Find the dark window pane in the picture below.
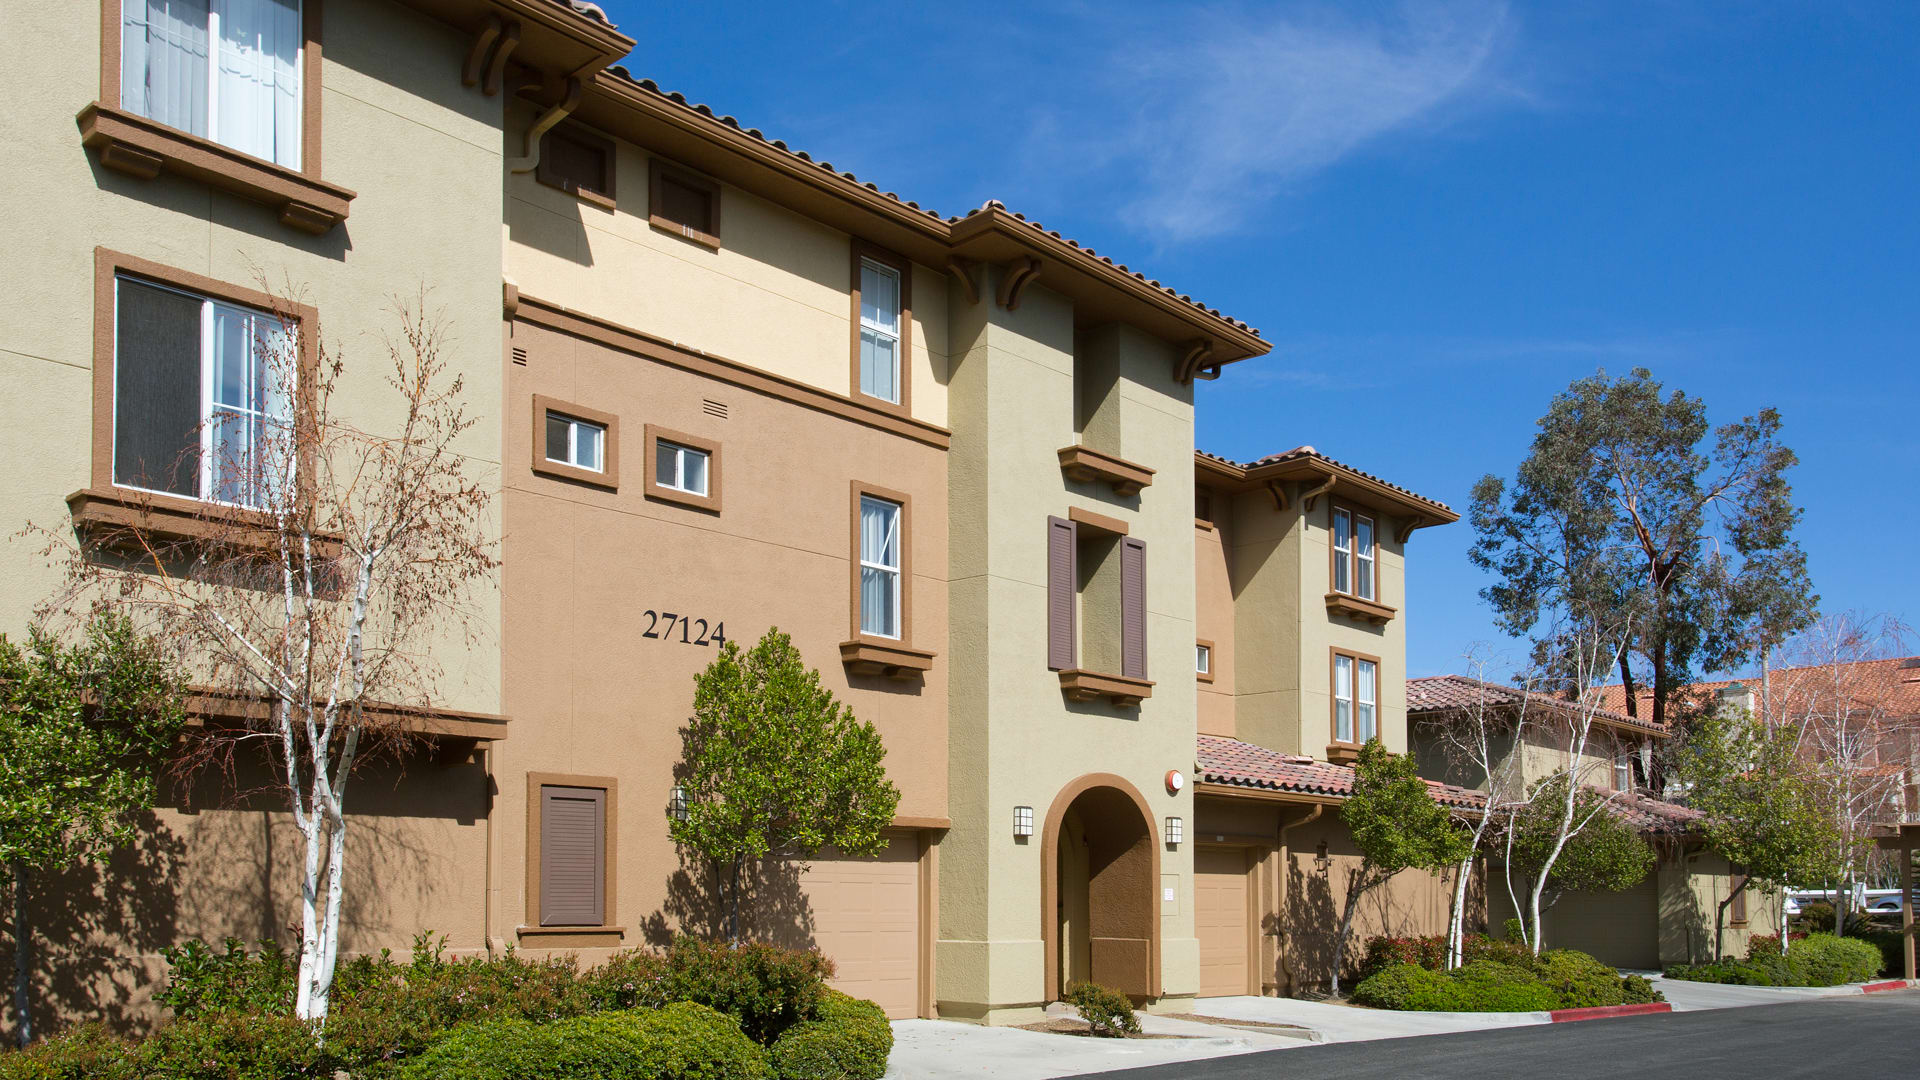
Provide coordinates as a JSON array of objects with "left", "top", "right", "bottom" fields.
[
  {"left": 114, "top": 278, "right": 202, "bottom": 496},
  {"left": 546, "top": 131, "right": 608, "bottom": 196},
  {"left": 545, "top": 413, "right": 571, "bottom": 463},
  {"left": 661, "top": 176, "right": 712, "bottom": 234}
]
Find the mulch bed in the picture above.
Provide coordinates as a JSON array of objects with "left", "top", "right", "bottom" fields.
[{"left": 1015, "top": 1018, "right": 1191, "bottom": 1040}]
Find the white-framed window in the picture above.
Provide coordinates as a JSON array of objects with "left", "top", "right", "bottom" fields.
[
  {"left": 1614, "top": 750, "right": 1634, "bottom": 791},
  {"left": 1196, "top": 643, "right": 1211, "bottom": 675},
  {"left": 858, "top": 495, "right": 902, "bottom": 638},
  {"left": 858, "top": 258, "right": 901, "bottom": 404},
  {"left": 545, "top": 412, "right": 604, "bottom": 472},
  {"left": 654, "top": 439, "right": 709, "bottom": 496},
  {"left": 113, "top": 274, "right": 292, "bottom": 509},
  {"left": 120, "top": 0, "right": 305, "bottom": 169},
  {"left": 1332, "top": 506, "right": 1377, "bottom": 600},
  {"left": 1333, "top": 652, "right": 1378, "bottom": 744}
]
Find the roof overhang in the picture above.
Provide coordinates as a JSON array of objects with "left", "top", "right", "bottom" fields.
[
  {"left": 1196, "top": 452, "right": 1458, "bottom": 535},
  {"left": 397, "top": 0, "right": 634, "bottom": 80}
]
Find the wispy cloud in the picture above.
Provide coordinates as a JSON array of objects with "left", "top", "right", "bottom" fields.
[{"left": 1023, "top": 1, "right": 1520, "bottom": 242}]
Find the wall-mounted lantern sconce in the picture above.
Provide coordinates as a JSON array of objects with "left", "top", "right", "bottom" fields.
[
  {"left": 1014, "top": 805, "right": 1034, "bottom": 838},
  {"left": 1165, "top": 816, "right": 1184, "bottom": 846},
  {"left": 1314, "top": 839, "right": 1331, "bottom": 873},
  {"left": 668, "top": 785, "right": 689, "bottom": 824}
]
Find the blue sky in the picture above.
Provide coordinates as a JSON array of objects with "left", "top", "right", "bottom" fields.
[{"left": 600, "top": 0, "right": 1919, "bottom": 680}]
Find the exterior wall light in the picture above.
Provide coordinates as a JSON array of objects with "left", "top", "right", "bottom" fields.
[
  {"left": 1165, "top": 816, "right": 1184, "bottom": 846},
  {"left": 1315, "top": 839, "right": 1331, "bottom": 873},
  {"left": 668, "top": 784, "right": 689, "bottom": 823},
  {"left": 1014, "top": 805, "right": 1034, "bottom": 838}
]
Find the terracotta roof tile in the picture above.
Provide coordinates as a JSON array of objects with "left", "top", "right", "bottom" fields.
[
  {"left": 1596, "top": 787, "right": 1705, "bottom": 836},
  {"left": 1408, "top": 674, "right": 1665, "bottom": 736},
  {"left": 1195, "top": 446, "right": 1453, "bottom": 517},
  {"left": 1196, "top": 734, "right": 1484, "bottom": 810},
  {"left": 1597, "top": 656, "right": 1920, "bottom": 721}
]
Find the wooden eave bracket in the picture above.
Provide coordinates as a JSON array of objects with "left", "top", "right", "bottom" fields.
[
  {"left": 1058, "top": 445, "right": 1155, "bottom": 497},
  {"left": 839, "top": 639, "right": 935, "bottom": 680},
  {"left": 1175, "top": 340, "right": 1217, "bottom": 384},
  {"left": 77, "top": 103, "right": 353, "bottom": 235},
  {"left": 1264, "top": 478, "right": 1289, "bottom": 512},
  {"left": 1058, "top": 668, "right": 1154, "bottom": 708},
  {"left": 997, "top": 256, "right": 1041, "bottom": 310},
  {"left": 948, "top": 258, "right": 979, "bottom": 305},
  {"left": 1395, "top": 514, "right": 1428, "bottom": 543},
  {"left": 1324, "top": 591, "right": 1397, "bottom": 626}
]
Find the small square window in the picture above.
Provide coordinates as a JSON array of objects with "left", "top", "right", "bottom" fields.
[
  {"left": 537, "top": 125, "right": 616, "bottom": 207},
  {"left": 1196, "top": 643, "right": 1211, "bottom": 675},
  {"left": 655, "top": 440, "right": 710, "bottom": 496},
  {"left": 649, "top": 158, "right": 721, "bottom": 248},
  {"left": 546, "top": 412, "right": 605, "bottom": 472}
]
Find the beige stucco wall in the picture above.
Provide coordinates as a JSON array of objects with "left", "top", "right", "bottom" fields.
[
  {"left": 0, "top": 0, "right": 507, "bottom": 1029},
  {"left": 1195, "top": 519, "right": 1236, "bottom": 737},
  {"left": 938, "top": 267, "right": 1199, "bottom": 1022},
  {"left": 495, "top": 315, "right": 950, "bottom": 959},
  {"left": 502, "top": 104, "right": 948, "bottom": 431}
]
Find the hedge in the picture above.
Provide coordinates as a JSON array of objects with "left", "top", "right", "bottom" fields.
[
  {"left": 400, "top": 1003, "right": 770, "bottom": 1080},
  {"left": 1351, "top": 949, "right": 1663, "bottom": 1012},
  {"left": 1664, "top": 932, "right": 1883, "bottom": 987},
  {"left": 768, "top": 991, "right": 893, "bottom": 1080}
]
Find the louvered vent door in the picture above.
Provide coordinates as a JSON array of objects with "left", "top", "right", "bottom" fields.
[
  {"left": 1047, "top": 517, "right": 1077, "bottom": 670},
  {"left": 1120, "top": 537, "right": 1147, "bottom": 678},
  {"left": 540, "top": 785, "right": 605, "bottom": 926}
]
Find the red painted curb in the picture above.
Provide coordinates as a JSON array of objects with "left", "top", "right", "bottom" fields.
[
  {"left": 1549, "top": 1003, "right": 1673, "bottom": 1023},
  {"left": 1861, "top": 980, "right": 1910, "bottom": 994}
]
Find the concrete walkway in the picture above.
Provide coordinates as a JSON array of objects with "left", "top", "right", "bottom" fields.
[
  {"left": 1648, "top": 975, "right": 1899, "bottom": 1011},
  {"left": 884, "top": 1010, "right": 1309, "bottom": 1080},
  {"left": 1184, "top": 995, "right": 1551, "bottom": 1043}
]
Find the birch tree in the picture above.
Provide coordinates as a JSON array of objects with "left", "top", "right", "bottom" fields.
[{"left": 35, "top": 289, "right": 494, "bottom": 1024}]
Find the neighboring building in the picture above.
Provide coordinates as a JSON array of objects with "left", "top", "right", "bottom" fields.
[{"left": 1408, "top": 676, "right": 1780, "bottom": 968}]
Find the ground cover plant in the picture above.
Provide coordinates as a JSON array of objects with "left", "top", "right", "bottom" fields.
[
  {"left": 0, "top": 934, "right": 891, "bottom": 1080},
  {"left": 1059, "top": 982, "right": 1141, "bottom": 1037},
  {"left": 1351, "top": 938, "right": 1663, "bottom": 1013},
  {"left": 1663, "top": 932, "right": 1882, "bottom": 987}
]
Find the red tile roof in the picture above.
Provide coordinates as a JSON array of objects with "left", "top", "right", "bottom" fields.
[
  {"left": 1597, "top": 656, "right": 1920, "bottom": 722},
  {"left": 1195, "top": 446, "right": 1455, "bottom": 518},
  {"left": 1598, "top": 787, "right": 1705, "bottom": 836},
  {"left": 1196, "top": 734, "right": 1484, "bottom": 809},
  {"left": 1407, "top": 675, "right": 1666, "bottom": 736}
]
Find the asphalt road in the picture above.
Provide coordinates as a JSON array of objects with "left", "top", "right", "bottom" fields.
[{"left": 1087, "top": 992, "right": 1920, "bottom": 1080}]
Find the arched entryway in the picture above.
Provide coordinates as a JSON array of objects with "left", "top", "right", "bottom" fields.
[{"left": 1040, "top": 774, "right": 1161, "bottom": 1002}]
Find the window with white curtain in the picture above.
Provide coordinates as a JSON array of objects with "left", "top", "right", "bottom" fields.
[
  {"left": 1332, "top": 508, "right": 1352, "bottom": 593},
  {"left": 1355, "top": 657, "right": 1377, "bottom": 741},
  {"left": 114, "top": 275, "right": 293, "bottom": 508},
  {"left": 858, "top": 258, "right": 901, "bottom": 403},
  {"left": 1334, "top": 653, "right": 1353, "bottom": 743},
  {"left": 121, "top": 0, "right": 304, "bottom": 169},
  {"left": 1332, "top": 506, "right": 1378, "bottom": 601},
  {"left": 1332, "top": 651, "right": 1378, "bottom": 744},
  {"left": 859, "top": 495, "right": 902, "bottom": 638}
]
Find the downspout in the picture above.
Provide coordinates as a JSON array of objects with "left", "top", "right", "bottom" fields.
[
  {"left": 1276, "top": 804, "right": 1323, "bottom": 997},
  {"left": 481, "top": 744, "right": 495, "bottom": 957},
  {"left": 507, "top": 76, "right": 583, "bottom": 175}
]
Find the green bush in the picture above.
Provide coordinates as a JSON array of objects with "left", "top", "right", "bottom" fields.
[
  {"left": 769, "top": 990, "right": 892, "bottom": 1080},
  {"left": 1450, "top": 961, "right": 1560, "bottom": 1012},
  {"left": 128, "top": 1010, "right": 335, "bottom": 1080},
  {"left": 1846, "top": 929, "right": 1902, "bottom": 978},
  {"left": 401, "top": 1002, "right": 769, "bottom": 1080},
  {"left": 1354, "top": 933, "right": 1535, "bottom": 981},
  {"left": 646, "top": 939, "right": 833, "bottom": 1045},
  {"left": 1665, "top": 932, "right": 1883, "bottom": 987},
  {"left": 1349, "top": 964, "right": 1463, "bottom": 1011},
  {"left": 1352, "top": 950, "right": 1654, "bottom": 1012},
  {"left": 1060, "top": 982, "right": 1140, "bottom": 1036},
  {"left": 1792, "top": 933, "right": 1882, "bottom": 986},
  {"left": 1620, "top": 974, "right": 1662, "bottom": 1004},
  {"left": 1535, "top": 950, "right": 1628, "bottom": 1008},
  {"left": 0, "top": 1024, "right": 135, "bottom": 1080}
]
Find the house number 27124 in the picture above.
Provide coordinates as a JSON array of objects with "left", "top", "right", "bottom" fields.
[{"left": 641, "top": 610, "right": 726, "bottom": 647}]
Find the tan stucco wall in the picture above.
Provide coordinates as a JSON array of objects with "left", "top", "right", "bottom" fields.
[
  {"left": 0, "top": 0, "right": 508, "bottom": 1030},
  {"left": 502, "top": 105, "right": 948, "bottom": 431},
  {"left": 1195, "top": 519, "right": 1236, "bottom": 737},
  {"left": 937, "top": 268, "right": 1199, "bottom": 1023},
  {"left": 496, "top": 315, "right": 950, "bottom": 958}
]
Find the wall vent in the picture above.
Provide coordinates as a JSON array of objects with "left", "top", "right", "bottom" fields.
[
  {"left": 701, "top": 398, "right": 728, "bottom": 419},
  {"left": 511, "top": 346, "right": 529, "bottom": 366}
]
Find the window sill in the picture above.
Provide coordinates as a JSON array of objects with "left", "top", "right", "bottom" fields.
[
  {"left": 67, "top": 487, "right": 342, "bottom": 560},
  {"left": 1057, "top": 445, "right": 1155, "bottom": 497},
  {"left": 1325, "top": 742, "right": 1361, "bottom": 764},
  {"left": 1325, "top": 592, "right": 1396, "bottom": 625},
  {"left": 77, "top": 103, "right": 355, "bottom": 236},
  {"left": 532, "top": 459, "right": 618, "bottom": 491},
  {"left": 840, "top": 639, "right": 935, "bottom": 679},
  {"left": 650, "top": 214, "right": 721, "bottom": 249},
  {"left": 515, "top": 925, "right": 626, "bottom": 946},
  {"left": 1059, "top": 668, "right": 1154, "bottom": 707}
]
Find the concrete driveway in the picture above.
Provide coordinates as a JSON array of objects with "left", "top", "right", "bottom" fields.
[
  {"left": 884, "top": 1003, "right": 1313, "bottom": 1079},
  {"left": 1184, "top": 995, "right": 1550, "bottom": 1043},
  {"left": 1648, "top": 975, "right": 1898, "bottom": 1011}
]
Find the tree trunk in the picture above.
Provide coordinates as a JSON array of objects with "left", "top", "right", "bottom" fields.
[
  {"left": 1329, "top": 865, "right": 1368, "bottom": 997},
  {"left": 1618, "top": 654, "right": 1640, "bottom": 719},
  {"left": 1715, "top": 876, "right": 1748, "bottom": 961},
  {"left": 294, "top": 801, "right": 324, "bottom": 1020},
  {"left": 11, "top": 864, "right": 29, "bottom": 1048},
  {"left": 311, "top": 814, "right": 348, "bottom": 1022},
  {"left": 728, "top": 856, "right": 743, "bottom": 945},
  {"left": 1650, "top": 642, "right": 1669, "bottom": 733},
  {"left": 1447, "top": 856, "right": 1472, "bottom": 970}
]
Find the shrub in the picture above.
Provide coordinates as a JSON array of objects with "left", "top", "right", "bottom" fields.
[
  {"left": 1350, "top": 964, "right": 1462, "bottom": 1011},
  {"left": 1846, "top": 929, "right": 1902, "bottom": 979},
  {"left": 1355, "top": 933, "right": 1535, "bottom": 981},
  {"left": 0, "top": 1024, "right": 134, "bottom": 1080},
  {"left": 769, "top": 991, "right": 892, "bottom": 1080},
  {"left": 154, "top": 938, "right": 299, "bottom": 1018},
  {"left": 647, "top": 938, "right": 833, "bottom": 1045},
  {"left": 1791, "top": 933, "right": 1882, "bottom": 987},
  {"left": 401, "top": 1002, "right": 769, "bottom": 1080},
  {"left": 1450, "top": 961, "right": 1559, "bottom": 1012},
  {"left": 1665, "top": 932, "right": 1882, "bottom": 987},
  {"left": 1535, "top": 950, "right": 1627, "bottom": 1008},
  {"left": 1620, "top": 974, "right": 1662, "bottom": 1005},
  {"left": 1060, "top": 982, "right": 1140, "bottom": 1037},
  {"left": 129, "top": 1010, "right": 335, "bottom": 1080}
]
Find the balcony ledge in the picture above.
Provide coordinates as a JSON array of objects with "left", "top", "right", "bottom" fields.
[
  {"left": 1059, "top": 668, "right": 1154, "bottom": 707},
  {"left": 1057, "top": 445, "right": 1155, "bottom": 497},
  {"left": 840, "top": 639, "right": 936, "bottom": 679},
  {"left": 1325, "top": 591, "right": 1396, "bottom": 625},
  {"left": 68, "top": 487, "right": 343, "bottom": 560},
  {"left": 78, "top": 102, "right": 355, "bottom": 235}
]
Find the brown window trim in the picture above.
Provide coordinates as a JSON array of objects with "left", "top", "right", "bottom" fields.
[
  {"left": 1196, "top": 639, "right": 1216, "bottom": 684},
  {"left": 1058, "top": 668, "right": 1153, "bottom": 707},
  {"left": 648, "top": 157, "right": 722, "bottom": 248},
  {"left": 842, "top": 481, "right": 934, "bottom": 677},
  {"left": 537, "top": 123, "right": 617, "bottom": 210},
  {"left": 89, "top": 1, "right": 348, "bottom": 234},
  {"left": 522, "top": 772, "right": 622, "bottom": 941},
  {"left": 1067, "top": 505, "right": 1128, "bottom": 537},
  {"left": 531, "top": 395, "right": 620, "bottom": 490},
  {"left": 87, "top": 248, "right": 325, "bottom": 535},
  {"left": 642, "top": 424, "right": 721, "bottom": 513},
  {"left": 1057, "top": 444, "right": 1154, "bottom": 497},
  {"left": 1729, "top": 864, "right": 1749, "bottom": 926},
  {"left": 1327, "top": 647, "right": 1382, "bottom": 762},
  {"left": 849, "top": 240, "right": 913, "bottom": 417},
  {"left": 1328, "top": 501, "right": 1382, "bottom": 604}
]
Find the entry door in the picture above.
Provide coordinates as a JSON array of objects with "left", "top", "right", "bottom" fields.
[{"left": 1195, "top": 847, "right": 1252, "bottom": 997}]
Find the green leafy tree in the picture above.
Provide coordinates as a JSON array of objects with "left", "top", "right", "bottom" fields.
[
  {"left": 0, "top": 614, "right": 186, "bottom": 1046},
  {"left": 1331, "top": 740, "right": 1472, "bottom": 994},
  {"left": 1673, "top": 705, "right": 1839, "bottom": 958},
  {"left": 1469, "top": 368, "right": 1814, "bottom": 734},
  {"left": 1503, "top": 775, "right": 1655, "bottom": 950},
  {"left": 670, "top": 629, "right": 900, "bottom": 943}
]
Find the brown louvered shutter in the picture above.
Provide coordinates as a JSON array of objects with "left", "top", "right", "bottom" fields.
[
  {"left": 1047, "top": 516, "right": 1076, "bottom": 670},
  {"left": 540, "top": 785, "right": 605, "bottom": 927},
  {"left": 1121, "top": 537, "right": 1147, "bottom": 678}
]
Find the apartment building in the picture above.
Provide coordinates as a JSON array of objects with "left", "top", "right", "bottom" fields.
[
  {"left": 3, "top": 0, "right": 1512, "bottom": 1031},
  {"left": 1407, "top": 677, "right": 1778, "bottom": 968}
]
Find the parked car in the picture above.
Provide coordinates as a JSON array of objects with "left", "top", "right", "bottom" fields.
[{"left": 1867, "top": 896, "right": 1914, "bottom": 913}]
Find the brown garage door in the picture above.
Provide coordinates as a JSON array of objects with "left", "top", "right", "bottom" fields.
[
  {"left": 803, "top": 834, "right": 922, "bottom": 1018},
  {"left": 1195, "top": 847, "right": 1251, "bottom": 998}
]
